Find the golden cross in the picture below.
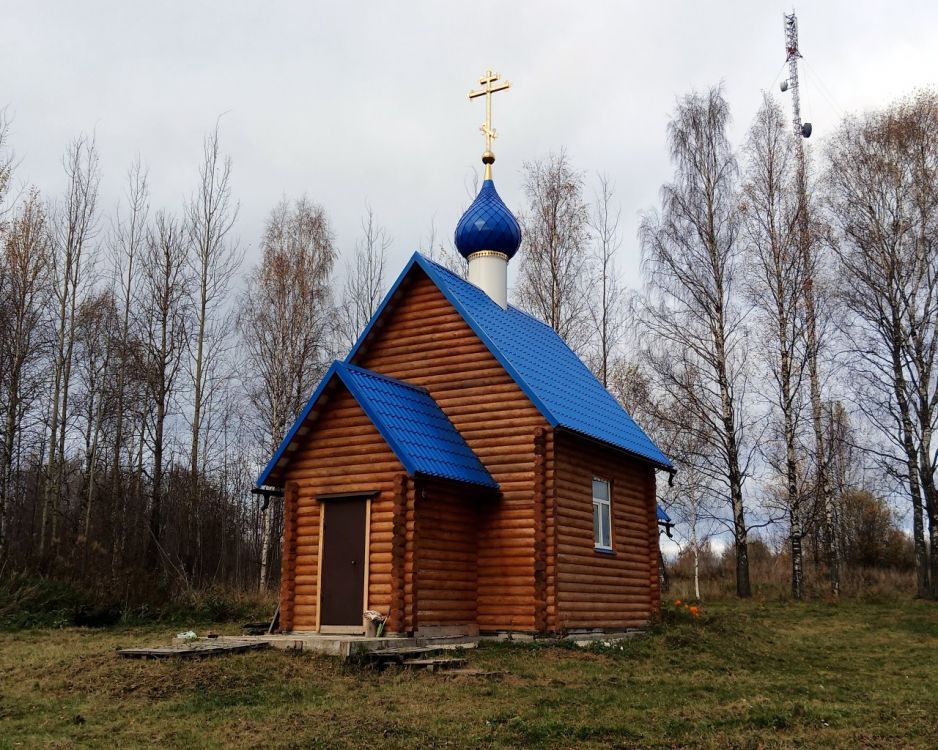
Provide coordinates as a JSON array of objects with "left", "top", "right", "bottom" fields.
[{"left": 468, "top": 69, "right": 511, "bottom": 176}]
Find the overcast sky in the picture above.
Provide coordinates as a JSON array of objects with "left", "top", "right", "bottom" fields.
[{"left": 4, "top": 1, "right": 938, "bottom": 294}]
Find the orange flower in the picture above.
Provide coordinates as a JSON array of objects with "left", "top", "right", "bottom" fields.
[
  {"left": 674, "top": 599, "right": 682, "bottom": 606},
  {"left": 689, "top": 606, "right": 700, "bottom": 617}
]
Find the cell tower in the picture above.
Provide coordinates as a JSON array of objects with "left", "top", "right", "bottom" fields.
[
  {"left": 780, "top": 12, "right": 812, "bottom": 139},
  {"left": 779, "top": 9, "right": 840, "bottom": 601}
]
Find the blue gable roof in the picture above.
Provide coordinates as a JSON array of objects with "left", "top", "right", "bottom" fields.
[
  {"left": 347, "top": 253, "right": 673, "bottom": 471},
  {"left": 257, "top": 361, "right": 497, "bottom": 489}
]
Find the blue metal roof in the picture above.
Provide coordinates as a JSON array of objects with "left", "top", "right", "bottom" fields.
[
  {"left": 256, "top": 361, "right": 497, "bottom": 489},
  {"left": 657, "top": 505, "right": 672, "bottom": 524},
  {"left": 347, "top": 253, "right": 673, "bottom": 471},
  {"left": 454, "top": 179, "right": 522, "bottom": 260}
]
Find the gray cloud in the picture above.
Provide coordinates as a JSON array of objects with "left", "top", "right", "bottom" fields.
[{"left": 3, "top": 1, "right": 936, "bottom": 291}]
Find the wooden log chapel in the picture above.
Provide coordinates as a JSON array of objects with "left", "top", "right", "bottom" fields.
[{"left": 255, "top": 70, "right": 674, "bottom": 637}]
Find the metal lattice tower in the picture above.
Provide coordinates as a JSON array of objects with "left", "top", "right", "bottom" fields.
[
  {"left": 781, "top": 9, "right": 839, "bottom": 599},
  {"left": 784, "top": 12, "right": 805, "bottom": 139},
  {"left": 782, "top": 11, "right": 811, "bottom": 140}
]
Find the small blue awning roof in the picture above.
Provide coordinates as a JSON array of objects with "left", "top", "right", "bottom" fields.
[
  {"left": 348, "top": 253, "right": 673, "bottom": 471},
  {"left": 257, "top": 361, "right": 497, "bottom": 489}
]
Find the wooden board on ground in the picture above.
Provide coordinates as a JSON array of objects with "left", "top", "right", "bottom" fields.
[{"left": 117, "top": 640, "right": 269, "bottom": 659}]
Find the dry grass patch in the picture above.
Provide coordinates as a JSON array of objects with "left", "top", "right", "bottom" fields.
[{"left": 0, "top": 600, "right": 936, "bottom": 749}]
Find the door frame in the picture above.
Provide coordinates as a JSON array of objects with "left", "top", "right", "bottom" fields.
[{"left": 315, "top": 493, "right": 373, "bottom": 634}]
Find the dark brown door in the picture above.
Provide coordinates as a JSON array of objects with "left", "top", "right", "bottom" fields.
[{"left": 320, "top": 499, "right": 367, "bottom": 628}]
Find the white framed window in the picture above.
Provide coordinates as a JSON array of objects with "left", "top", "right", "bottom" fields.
[{"left": 592, "top": 478, "right": 612, "bottom": 551}]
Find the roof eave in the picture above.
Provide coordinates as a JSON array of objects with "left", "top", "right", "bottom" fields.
[
  {"left": 413, "top": 470, "right": 500, "bottom": 491},
  {"left": 255, "top": 361, "right": 343, "bottom": 488},
  {"left": 554, "top": 425, "right": 674, "bottom": 473}
]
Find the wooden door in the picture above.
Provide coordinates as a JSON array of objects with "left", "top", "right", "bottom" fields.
[{"left": 320, "top": 498, "right": 368, "bottom": 629}]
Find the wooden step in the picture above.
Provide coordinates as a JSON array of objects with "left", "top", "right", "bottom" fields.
[
  {"left": 368, "top": 645, "right": 441, "bottom": 658},
  {"left": 401, "top": 657, "right": 468, "bottom": 672}
]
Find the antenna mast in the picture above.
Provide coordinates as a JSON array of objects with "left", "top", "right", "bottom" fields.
[
  {"left": 783, "top": 12, "right": 811, "bottom": 139},
  {"left": 780, "top": 9, "right": 839, "bottom": 600}
]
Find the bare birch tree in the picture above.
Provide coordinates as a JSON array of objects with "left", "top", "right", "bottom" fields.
[
  {"left": 107, "top": 160, "right": 149, "bottom": 570},
  {"left": 184, "top": 126, "right": 242, "bottom": 583},
  {"left": 186, "top": 125, "right": 241, "bottom": 479},
  {"left": 40, "top": 135, "right": 99, "bottom": 567},
  {"left": 639, "top": 86, "right": 753, "bottom": 597},
  {"left": 336, "top": 206, "right": 389, "bottom": 353},
  {"left": 0, "top": 190, "right": 50, "bottom": 555},
  {"left": 515, "top": 150, "right": 593, "bottom": 353},
  {"left": 139, "top": 212, "right": 190, "bottom": 571},
  {"left": 827, "top": 91, "right": 938, "bottom": 598},
  {"left": 0, "top": 112, "right": 12, "bottom": 220},
  {"left": 74, "top": 289, "right": 118, "bottom": 565},
  {"left": 239, "top": 197, "right": 336, "bottom": 589},
  {"left": 588, "top": 174, "right": 625, "bottom": 386},
  {"left": 741, "top": 95, "right": 810, "bottom": 599}
]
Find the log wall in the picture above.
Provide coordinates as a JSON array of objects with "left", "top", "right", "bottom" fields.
[
  {"left": 351, "top": 270, "right": 548, "bottom": 632},
  {"left": 279, "top": 384, "right": 404, "bottom": 632},
  {"left": 553, "top": 431, "right": 661, "bottom": 630},
  {"left": 415, "top": 478, "right": 479, "bottom": 633}
]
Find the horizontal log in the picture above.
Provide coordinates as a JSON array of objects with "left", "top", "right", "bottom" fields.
[
  {"left": 451, "top": 414, "right": 543, "bottom": 430},
  {"left": 557, "top": 572, "right": 650, "bottom": 588},
  {"left": 417, "top": 546, "right": 476, "bottom": 560},
  {"left": 431, "top": 388, "right": 530, "bottom": 410},
  {"left": 362, "top": 322, "right": 469, "bottom": 344},
  {"left": 444, "top": 410, "right": 541, "bottom": 428},
  {"left": 476, "top": 555, "right": 536, "bottom": 568},
  {"left": 358, "top": 342, "right": 491, "bottom": 368},
  {"left": 289, "top": 438, "right": 396, "bottom": 457},
  {"left": 285, "top": 461, "right": 402, "bottom": 480},
  {"left": 556, "top": 539, "right": 652, "bottom": 558},
  {"left": 417, "top": 577, "right": 476, "bottom": 589},
  {"left": 475, "top": 592, "right": 535, "bottom": 605},
  {"left": 418, "top": 559, "right": 475, "bottom": 572},
  {"left": 415, "top": 597, "right": 476, "bottom": 610},
  {"left": 558, "top": 560, "right": 651, "bottom": 577},
  {"left": 557, "top": 601, "right": 651, "bottom": 613},
  {"left": 418, "top": 614, "right": 477, "bottom": 624},
  {"left": 557, "top": 591, "right": 652, "bottom": 604},
  {"left": 378, "top": 359, "right": 505, "bottom": 381}
]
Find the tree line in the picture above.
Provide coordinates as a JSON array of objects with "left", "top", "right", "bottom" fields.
[
  {"left": 0, "top": 119, "right": 407, "bottom": 603},
  {"left": 1, "top": 85, "right": 935, "bottom": 609},
  {"left": 513, "top": 87, "right": 938, "bottom": 602}
]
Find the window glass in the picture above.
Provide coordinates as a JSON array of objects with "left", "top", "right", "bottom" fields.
[
  {"left": 592, "top": 479, "right": 608, "bottom": 502},
  {"left": 592, "top": 478, "right": 611, "bottom": 550}
]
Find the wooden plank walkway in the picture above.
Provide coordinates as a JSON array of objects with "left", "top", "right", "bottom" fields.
[{"left": 117, "top": 640, "right": 269, "bottom": 659}]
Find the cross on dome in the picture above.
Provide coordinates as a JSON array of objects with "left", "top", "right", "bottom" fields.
[{"left": 468, "top": 69, "right": 511, "bottom": 180}]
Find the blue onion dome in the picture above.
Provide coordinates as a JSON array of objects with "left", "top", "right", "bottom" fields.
[{"left": 454, "top": 179, "right": 522, "bottom": 260}]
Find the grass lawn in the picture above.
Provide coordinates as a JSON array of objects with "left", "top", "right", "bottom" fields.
[{"left": 1, "top": 599, "right": 936, "bottom": 749}]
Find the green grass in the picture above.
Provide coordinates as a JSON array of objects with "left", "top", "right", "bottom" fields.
[{"left": 1, "top": 599, "right": 936, "bottom": 749}]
